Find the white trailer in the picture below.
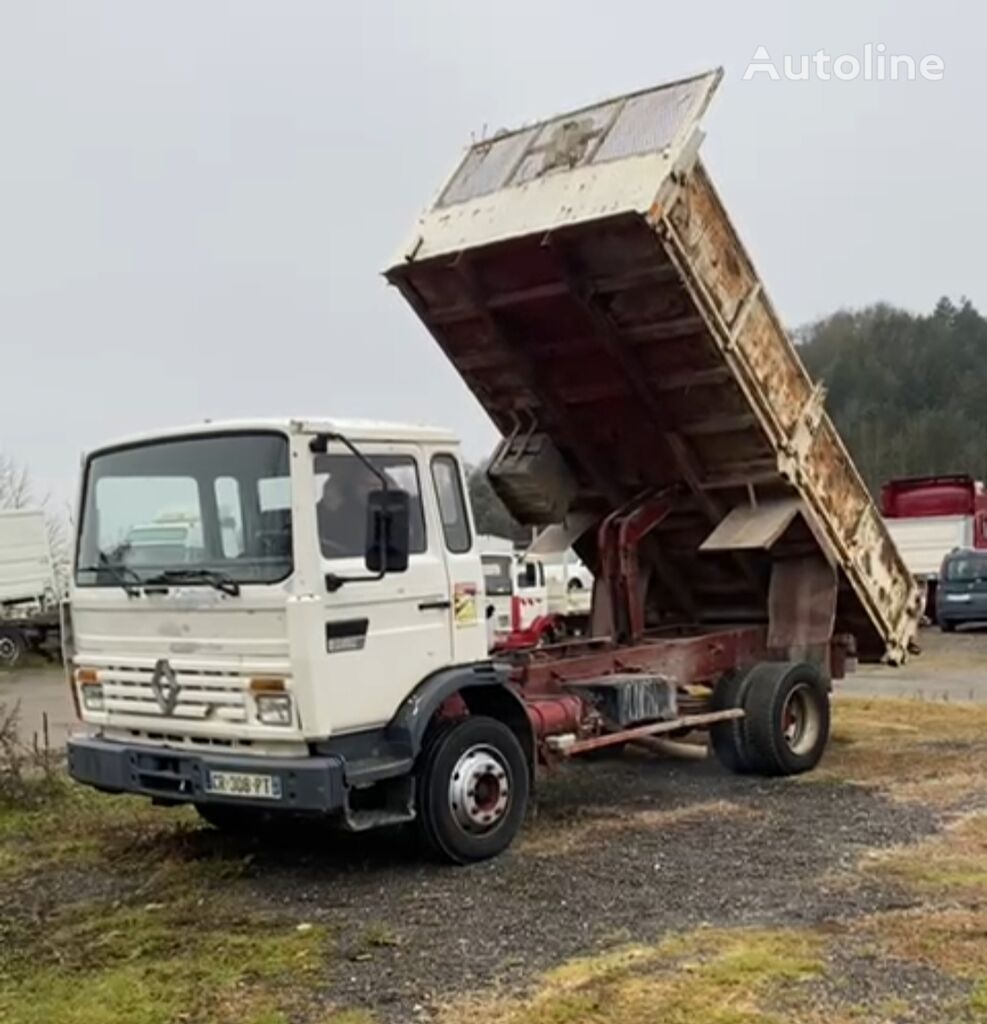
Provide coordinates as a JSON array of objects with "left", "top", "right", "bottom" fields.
[
  {"left": 0, "top": 509, "right": 54, "bottom": 607},
  {"left": 0, "top": 508, "right": 60, "bottom": 665}
]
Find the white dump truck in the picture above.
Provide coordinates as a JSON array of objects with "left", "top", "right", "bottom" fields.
[{"left": 66, "top": 71, "right": 920, "bottom": 863}]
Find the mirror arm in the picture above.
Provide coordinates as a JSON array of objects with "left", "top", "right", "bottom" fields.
[
  {"left": 313, "top": 431, "right": 401, "bottom": 592},
  {"left": 312, "top": 431, "right": 389, "bottom": 582}
]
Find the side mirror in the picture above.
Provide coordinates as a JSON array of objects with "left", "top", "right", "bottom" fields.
[{"left": 365, "top": 489, "right": 411, "bottom": 574}]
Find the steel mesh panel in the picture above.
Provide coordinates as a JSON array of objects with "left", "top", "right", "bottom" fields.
[
  {"left": 434, "top": 72, "right": 719, "bottom": 209},
  {"left": 510, "top": 100, "right": 621, "bottom": 186},
  {"left": 593, "top": 81, "right": 704, "bottom": 163},
  {"left": 438, "top": 127, "right": 538, "bottom": 207}
]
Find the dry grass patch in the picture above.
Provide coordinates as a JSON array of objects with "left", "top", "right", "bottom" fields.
[
  {"left": 816, "top": 698, "right": 987, "bottom": 805},
  {"left": 856, "top": 810, "right": 987, "bottom": 1017},
  {"left": 857, "top": 906, "right": 987, "bottom": 980},
  {"left": 863, "top": 812, "right": 987, "bottom": 896},
  {"left": 439, "top": 927, "right": 824, "bottom": 1024},
  {"left": 520, "top": 800, "right": 762, "bottom": 857}
]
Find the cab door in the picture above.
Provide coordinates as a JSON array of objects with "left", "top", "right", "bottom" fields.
[
  {"left": 314, "top": 443, "right": 453, "bottom": 733},
  {"left": 427, "top": 450, "right": 487, "bottom": 664}
]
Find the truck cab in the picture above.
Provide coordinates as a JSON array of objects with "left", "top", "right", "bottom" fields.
[{"left": 66, "top": 419, "right": 533, "bottom": 861}]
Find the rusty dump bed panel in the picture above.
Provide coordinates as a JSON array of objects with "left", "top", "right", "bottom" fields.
[{"left": 387, "top": 70, "right": 921, "bottom": 663}]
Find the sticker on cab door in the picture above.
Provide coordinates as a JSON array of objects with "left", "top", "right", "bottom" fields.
[{"left": 453, "top": 583, "right": 478, "bottom": 627}]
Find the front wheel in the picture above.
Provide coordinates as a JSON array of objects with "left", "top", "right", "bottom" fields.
[
  {"left": 416, "top": 716, "right": 529, "bottom": 864},
  {"left": 940, "top": 619, "right": 957, "bottom": 633}
]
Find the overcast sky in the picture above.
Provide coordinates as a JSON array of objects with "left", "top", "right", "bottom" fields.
[{"left": 1, "top": 0, "right": 981, "bottom": 509}]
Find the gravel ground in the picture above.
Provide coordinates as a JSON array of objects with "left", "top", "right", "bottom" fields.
[{"left": 143, "top": 752, "right": 940, "bottom": 1018}]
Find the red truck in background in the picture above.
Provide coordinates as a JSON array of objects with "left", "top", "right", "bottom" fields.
[{"left": 881, "top": 475, "right": 987, "bottom": 620}]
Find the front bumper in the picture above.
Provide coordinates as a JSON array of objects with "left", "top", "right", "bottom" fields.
[{"left": 67, "top": 735, "right": 346, "bottom": 813}]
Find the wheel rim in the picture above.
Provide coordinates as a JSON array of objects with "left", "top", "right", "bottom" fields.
[
  {"left": 448, "top": 743, "right": 511, "bottom": 834},
  {"left": 781, "top": 683, "right": 821, "bottom": 756},
  {"left": 0, "top": 636, "right": 20, "bottom": 667}
]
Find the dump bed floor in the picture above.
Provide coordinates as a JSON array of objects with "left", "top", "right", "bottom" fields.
[{"left": 387, "top": 72, "right": 920, "bottom": 662}]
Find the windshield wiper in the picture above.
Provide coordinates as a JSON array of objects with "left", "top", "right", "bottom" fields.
[
  {"left": 77, "top": 559, "right": 143, "bottom": 597},
  {"left": 145, "top": 569, "right": 241, "bottom": 597}
]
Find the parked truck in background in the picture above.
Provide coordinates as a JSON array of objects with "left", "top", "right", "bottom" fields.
[
  {"left": 66, "top": 70, "right": 921, "bottom": 863},
  {"left": 479, "top": 534, "right": 592, "bottom": 650},
  {"left": 880, "top": 475, "right": 987, "bottom": 622},
  {"left": 478, "top": 534, "right": 521, "bottom": 641},
  {"left": 0, "top": 508, "right": 60, "bottom": 666}
]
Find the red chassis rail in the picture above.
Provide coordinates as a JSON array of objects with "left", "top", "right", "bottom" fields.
[
  {"left": 506, "top": 625, "right": 768, "bottom": 697},
  {"left": 506, "top": 625, "right": 846, "bottom": 758}
]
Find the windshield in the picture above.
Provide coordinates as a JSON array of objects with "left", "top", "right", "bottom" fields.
[
  {"left": 943, "top": 554, "right": 987, "bottom": 583},
  {"left": 76, "top": 432, "right": 293, "bottom": 588},
  {"left": 481, "top": 555, "right": 513, "bottom": 596}
]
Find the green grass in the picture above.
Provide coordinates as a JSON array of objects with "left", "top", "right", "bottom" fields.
[
  {"left": 0, "top": 780, "right": 358, "bottom": 1024},
  {"left": 0, "top": 894, "right": 331, "bottom": 1024}
]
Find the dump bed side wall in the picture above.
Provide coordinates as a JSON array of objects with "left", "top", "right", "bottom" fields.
[{"left": 658, "top": 163, "right": 919, "bottom": 657}]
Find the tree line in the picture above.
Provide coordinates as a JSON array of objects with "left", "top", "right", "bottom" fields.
[{"left": 798, "top": 297, "right": 987, "bottom": 494}]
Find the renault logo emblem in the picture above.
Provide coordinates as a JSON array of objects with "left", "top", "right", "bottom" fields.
[{"left": 150, "top": 658, "right": 181, "bottom": 715}]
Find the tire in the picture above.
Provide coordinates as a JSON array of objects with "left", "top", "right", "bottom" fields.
[
  {"left": 416, "top": 715, "right": 529, "bottom": 865},
  {"left": 0, "top": 627, "right": 26, "bottom": 668},
  {"left": 742, "top": 662, "right": 830, "bottom": 776},
  {"left": 941, "top": 619, "right": 957, "bottom": 633},
  {"left": 709, "top": 670, "right": 756, "bottom": 774}
]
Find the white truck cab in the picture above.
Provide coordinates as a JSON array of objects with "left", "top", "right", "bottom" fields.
[{"left": 66, "top": 419, "right": 534, "bottom": 862}]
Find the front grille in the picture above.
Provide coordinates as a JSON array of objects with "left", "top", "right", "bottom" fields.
[{"left": 99, "top": 666, "right": 249, "bottom": 723}]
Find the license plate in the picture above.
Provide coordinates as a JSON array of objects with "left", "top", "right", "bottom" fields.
[
  {"left": 946, "top": 593, "right": 972, "bottom": 602},
  {"left": 206, "top": 770, "right": 282, "bottom": 800}
]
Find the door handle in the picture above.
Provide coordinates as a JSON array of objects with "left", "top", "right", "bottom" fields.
[{"left": 418, "top": 599, "right": 452, "bottom": 611}]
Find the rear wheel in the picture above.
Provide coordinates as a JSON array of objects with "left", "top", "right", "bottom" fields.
[
  {"left": 709, "top": 670, "right": 755, "bottom": 774},
  {"left": 941, "top": 619, "right": 957, "bottom": 633},
  {"left": 742, "top": 662, "right": 830, "bottom": 776},
  {"left": 0, "top": 627, "right": 26, "bottom": 668},
  {"left": 416, "top": 715, "right": 529, "bottom": 864}
]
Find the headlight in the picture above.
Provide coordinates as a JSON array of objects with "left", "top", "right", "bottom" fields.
[
  {"left": 255, "top": 693, "right": 293, "bottom": 726},
  {"left": 81, "top": 682, "right": 105, "bottom": 712}
]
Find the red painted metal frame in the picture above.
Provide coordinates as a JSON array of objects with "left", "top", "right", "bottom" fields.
[
  {"left": 597, "top": 495, "right": 672, "bottom": 643},
  {"left": 506, "top": 624, "right": 768, "bottom": 697}
]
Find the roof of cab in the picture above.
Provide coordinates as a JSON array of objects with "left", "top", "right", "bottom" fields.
[{"left": 86, "top": 417, "right": 460, "bottom": 454}]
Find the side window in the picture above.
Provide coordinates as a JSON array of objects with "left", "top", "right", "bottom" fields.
[
  {"left": 517, "top": 562, "right": 539, "bottom": 589},
  {"left": 214, "top": 477, "right": 244, "bottom": 558},
  {"left": 431, "top": 454, "right": 471, "bottom": 554},
  {"left": 314, "top": 454, "right": 426, "bottom": 560}
]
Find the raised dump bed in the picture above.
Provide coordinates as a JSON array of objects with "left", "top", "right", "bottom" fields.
[{"left": 387, "top": 69, "right": 921, "bottom": 665}]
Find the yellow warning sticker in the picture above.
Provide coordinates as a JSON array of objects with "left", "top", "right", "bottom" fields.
[{"left": 453, "top": 582, "right": 478, "bottom": 627}]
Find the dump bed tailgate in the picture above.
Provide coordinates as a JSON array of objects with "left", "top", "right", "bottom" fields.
[{"left": 387, "top": 70, "right": 921, "bottom": 663}]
